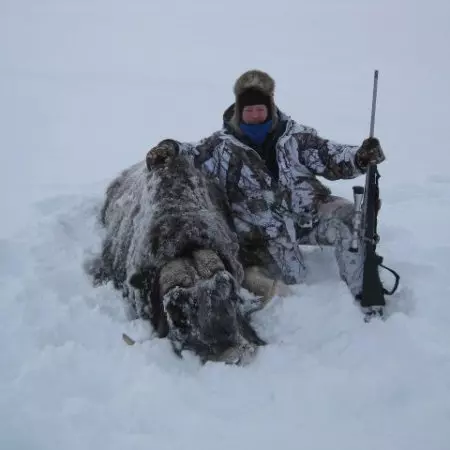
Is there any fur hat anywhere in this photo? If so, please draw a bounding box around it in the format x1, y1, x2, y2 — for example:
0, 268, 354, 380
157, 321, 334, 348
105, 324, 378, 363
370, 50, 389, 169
230, 69, 277, 131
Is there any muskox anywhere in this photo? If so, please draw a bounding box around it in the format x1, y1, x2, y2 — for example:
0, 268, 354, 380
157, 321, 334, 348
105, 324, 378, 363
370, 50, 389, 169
85, 141, 266, 364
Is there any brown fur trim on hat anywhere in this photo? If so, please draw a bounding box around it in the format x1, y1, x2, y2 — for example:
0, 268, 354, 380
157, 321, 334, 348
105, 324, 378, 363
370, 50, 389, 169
233, 70, 276, 98
230, 69, 278, 133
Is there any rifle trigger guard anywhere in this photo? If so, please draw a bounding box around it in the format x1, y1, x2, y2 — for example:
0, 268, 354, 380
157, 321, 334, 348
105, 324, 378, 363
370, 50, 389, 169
380, 263, 401, 296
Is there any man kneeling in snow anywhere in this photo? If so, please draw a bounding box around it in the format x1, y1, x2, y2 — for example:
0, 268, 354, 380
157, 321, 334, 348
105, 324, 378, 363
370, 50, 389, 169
146, 69, 386, 304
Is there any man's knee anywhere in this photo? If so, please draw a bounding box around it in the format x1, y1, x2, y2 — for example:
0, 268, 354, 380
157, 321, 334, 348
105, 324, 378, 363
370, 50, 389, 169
318, 196, 354, 229
299, 197, 355, 247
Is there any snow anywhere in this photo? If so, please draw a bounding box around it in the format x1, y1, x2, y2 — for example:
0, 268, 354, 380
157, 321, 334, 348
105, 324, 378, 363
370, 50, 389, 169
1, 0, 450, 449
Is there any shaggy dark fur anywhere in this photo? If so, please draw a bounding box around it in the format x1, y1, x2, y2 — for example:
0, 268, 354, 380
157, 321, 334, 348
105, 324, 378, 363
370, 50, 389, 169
85, 151, 265, 363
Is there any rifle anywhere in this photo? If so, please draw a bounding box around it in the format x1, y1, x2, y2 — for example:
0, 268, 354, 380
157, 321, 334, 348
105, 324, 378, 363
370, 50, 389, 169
350, 70, 400, 320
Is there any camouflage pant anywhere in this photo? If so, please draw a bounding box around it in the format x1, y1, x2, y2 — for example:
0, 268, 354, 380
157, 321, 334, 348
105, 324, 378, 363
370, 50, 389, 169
238, 196, 364, 297
298, 196, 364, 297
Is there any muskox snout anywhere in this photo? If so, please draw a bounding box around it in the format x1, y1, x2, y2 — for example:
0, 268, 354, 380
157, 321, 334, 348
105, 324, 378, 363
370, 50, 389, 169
201, 317, 238, 348
162, 265, 265, 364
199, 312, 264, 365
187, 273, 265, 364
199, 307, 241, 357
158, 249, 266, 364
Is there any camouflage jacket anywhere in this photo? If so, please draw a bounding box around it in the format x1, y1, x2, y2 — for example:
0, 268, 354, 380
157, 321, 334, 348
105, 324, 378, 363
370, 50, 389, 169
171, 106, 364, 279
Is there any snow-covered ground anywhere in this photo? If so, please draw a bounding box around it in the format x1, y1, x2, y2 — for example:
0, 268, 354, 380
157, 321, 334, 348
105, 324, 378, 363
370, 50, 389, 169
1, 1, 450, 449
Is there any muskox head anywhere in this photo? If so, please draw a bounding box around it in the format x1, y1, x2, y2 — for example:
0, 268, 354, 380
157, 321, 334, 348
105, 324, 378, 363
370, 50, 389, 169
130, 251, 265, 364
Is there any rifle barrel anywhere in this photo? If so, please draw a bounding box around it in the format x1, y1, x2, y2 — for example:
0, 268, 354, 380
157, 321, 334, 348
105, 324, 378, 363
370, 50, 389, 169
369, 70, 379, 138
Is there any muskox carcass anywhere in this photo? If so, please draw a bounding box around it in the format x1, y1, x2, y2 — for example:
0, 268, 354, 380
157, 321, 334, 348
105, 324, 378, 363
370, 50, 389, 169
85, 140, 266, 364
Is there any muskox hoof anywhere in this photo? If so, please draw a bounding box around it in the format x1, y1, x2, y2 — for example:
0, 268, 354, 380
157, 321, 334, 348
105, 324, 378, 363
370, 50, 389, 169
146, 139, 179, 170
243, 266, 293, 312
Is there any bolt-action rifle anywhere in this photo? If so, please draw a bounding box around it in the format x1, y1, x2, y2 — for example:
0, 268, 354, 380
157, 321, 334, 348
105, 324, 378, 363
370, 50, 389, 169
350, 70, 400, 319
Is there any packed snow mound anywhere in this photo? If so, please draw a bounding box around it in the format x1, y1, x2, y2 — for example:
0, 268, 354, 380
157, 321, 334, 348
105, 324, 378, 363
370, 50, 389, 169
1, 182, 450, 449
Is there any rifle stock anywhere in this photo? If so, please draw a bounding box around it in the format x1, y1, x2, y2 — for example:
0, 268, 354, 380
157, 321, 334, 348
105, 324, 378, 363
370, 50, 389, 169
360, 164, 385, 308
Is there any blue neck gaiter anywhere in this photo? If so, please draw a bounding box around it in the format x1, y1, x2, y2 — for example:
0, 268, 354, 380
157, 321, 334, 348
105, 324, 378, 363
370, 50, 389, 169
240, 120, 272, 145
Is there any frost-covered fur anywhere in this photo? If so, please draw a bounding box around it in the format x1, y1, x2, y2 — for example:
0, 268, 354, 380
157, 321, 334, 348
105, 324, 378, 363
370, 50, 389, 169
85, 153, 265, 362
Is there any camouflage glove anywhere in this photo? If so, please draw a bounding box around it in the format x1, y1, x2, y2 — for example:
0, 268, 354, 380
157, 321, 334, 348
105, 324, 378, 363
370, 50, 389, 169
355, 137, 386, 171
146, 139, 180, 170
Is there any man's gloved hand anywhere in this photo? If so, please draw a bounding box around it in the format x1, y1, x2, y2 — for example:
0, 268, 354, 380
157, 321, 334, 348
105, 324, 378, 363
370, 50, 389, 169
355, 137, 386, 170
146, 139, 179, 171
